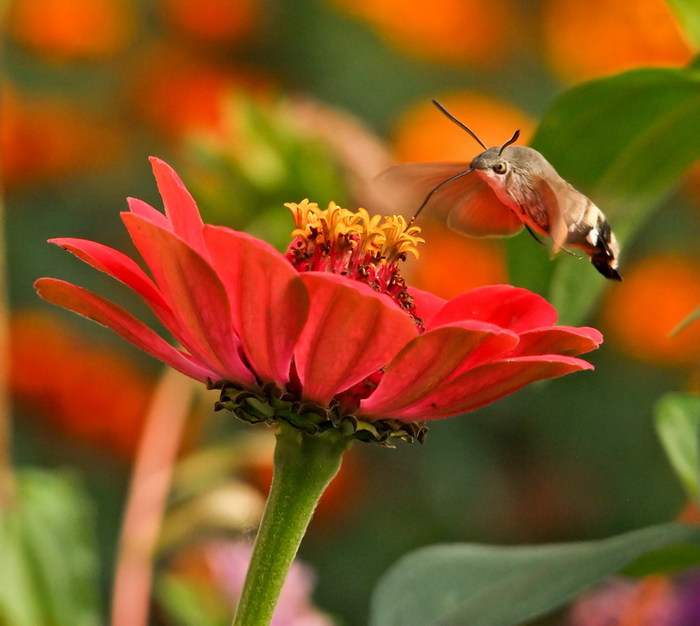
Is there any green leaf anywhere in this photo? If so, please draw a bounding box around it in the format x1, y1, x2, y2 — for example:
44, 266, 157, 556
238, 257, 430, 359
654, 392, 700, 501
667, 0, 700, 49
527, 68, 700, 324
622, 543, 700, 576
0, 508, 44, 626
0, 469, 102, 626
369, 523, 700, 626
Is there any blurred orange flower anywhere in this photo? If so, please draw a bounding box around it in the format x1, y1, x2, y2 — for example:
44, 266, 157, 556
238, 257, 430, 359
542, 0, 694, 83
328, 0, 517, 67
9, 0, 135, 60
1, 87, 125, 187
411, 220, 506, 300
160, 0, 260, 45
129, 46, 270, 140
601, 254, 700, 366
392, 93, 534, 163
11, 311, 154, 460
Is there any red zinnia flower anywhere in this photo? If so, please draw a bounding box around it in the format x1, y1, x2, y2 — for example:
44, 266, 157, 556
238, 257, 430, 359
35, 158, 602, 441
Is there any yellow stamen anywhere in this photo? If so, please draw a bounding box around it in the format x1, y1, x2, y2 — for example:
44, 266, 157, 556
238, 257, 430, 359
286, 200, 424, 261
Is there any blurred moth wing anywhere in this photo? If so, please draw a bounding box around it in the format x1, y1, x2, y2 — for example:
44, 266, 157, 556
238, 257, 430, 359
447, 177, 524, 237
374, 162, 524, 237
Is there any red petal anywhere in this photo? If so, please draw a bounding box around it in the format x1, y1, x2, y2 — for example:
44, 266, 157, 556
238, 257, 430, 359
294, 273, 418, 405
122, 213, 255, 386
34, 278, 216, 382
126, 197, 170, 230
429, 285, 558, 333
149, 157, 205, 252
359, 321, 519, 416
49, 237, 174, 325
407, 286, 446, 326
372, 355, 593, 421
512, 326, 603, 357
204, 226, 309, 387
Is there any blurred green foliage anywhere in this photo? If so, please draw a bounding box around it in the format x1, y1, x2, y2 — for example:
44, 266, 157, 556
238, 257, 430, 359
655, 392, 700, 502
0, 470, 101, 626
669, 0, 700, 47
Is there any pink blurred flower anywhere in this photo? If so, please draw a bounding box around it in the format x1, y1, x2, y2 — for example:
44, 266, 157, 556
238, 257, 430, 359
567, 570, 700, 626
35, 157, 602, 437
207, 540, 332, 626
568, 577, 676, 626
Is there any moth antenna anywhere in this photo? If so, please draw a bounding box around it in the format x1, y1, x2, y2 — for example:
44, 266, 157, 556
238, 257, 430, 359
432, 99, 488, 151
498, 129, 520, 155
409, 168, 473, 225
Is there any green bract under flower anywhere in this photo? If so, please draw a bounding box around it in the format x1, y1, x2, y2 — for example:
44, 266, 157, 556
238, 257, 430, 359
213, 381, 428, 445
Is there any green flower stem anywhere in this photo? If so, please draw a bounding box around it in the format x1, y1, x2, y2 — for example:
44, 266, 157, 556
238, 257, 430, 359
232, 422, 351, 626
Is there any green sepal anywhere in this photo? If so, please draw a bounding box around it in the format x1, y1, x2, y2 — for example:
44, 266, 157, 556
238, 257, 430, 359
211, 380, 428, 446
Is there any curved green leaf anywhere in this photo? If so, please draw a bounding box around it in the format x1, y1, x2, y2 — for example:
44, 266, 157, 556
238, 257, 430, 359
655, 392, 700, 501
369, 523, 700, 626
522, 68, 700, 324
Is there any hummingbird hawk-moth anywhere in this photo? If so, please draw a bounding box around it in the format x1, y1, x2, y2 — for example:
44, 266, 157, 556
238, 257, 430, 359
377, 100, 621, 280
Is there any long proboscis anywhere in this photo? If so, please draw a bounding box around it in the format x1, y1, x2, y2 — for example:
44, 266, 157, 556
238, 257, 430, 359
409, 168, 473, 225
431, 99, 488, 151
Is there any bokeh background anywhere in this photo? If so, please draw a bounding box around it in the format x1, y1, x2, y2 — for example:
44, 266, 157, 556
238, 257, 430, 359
3, 0, 700, 624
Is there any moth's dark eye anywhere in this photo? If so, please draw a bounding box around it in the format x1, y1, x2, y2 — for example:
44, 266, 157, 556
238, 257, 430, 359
492, 162, 507, 175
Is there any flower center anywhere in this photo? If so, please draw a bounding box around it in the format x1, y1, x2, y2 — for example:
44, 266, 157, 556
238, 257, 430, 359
285, 200, 425, 328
